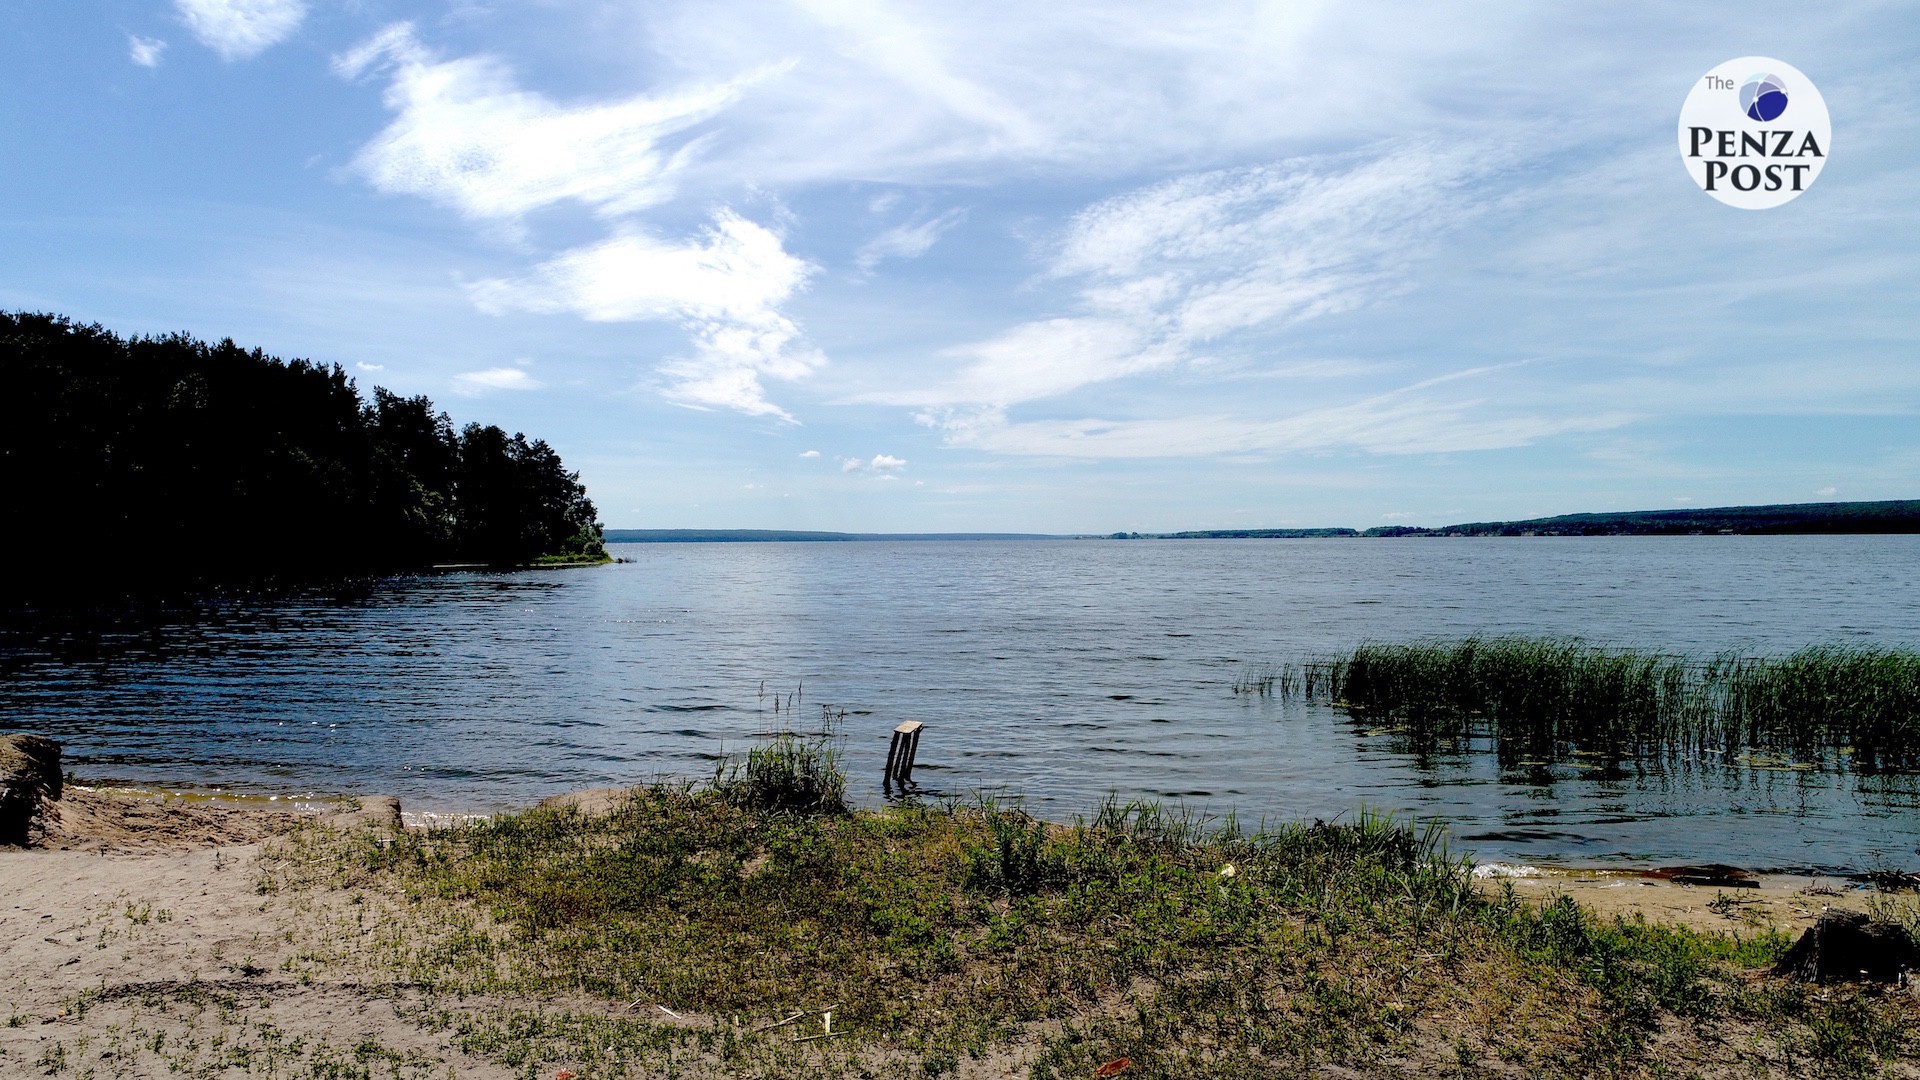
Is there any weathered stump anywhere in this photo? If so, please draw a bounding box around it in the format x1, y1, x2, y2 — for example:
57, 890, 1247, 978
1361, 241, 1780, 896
1773, 910, 1920, 983
0, 733, 63, 846
884, 721, 924, 790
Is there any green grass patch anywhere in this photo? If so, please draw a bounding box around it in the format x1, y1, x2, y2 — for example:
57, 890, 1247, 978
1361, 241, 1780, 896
258, 780, 1920, 1078
531, 552, 615, 566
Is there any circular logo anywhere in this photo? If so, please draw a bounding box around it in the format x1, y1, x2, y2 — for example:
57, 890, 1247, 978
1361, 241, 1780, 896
1678, 57, 1830, 209
1739, 73, 1789, 121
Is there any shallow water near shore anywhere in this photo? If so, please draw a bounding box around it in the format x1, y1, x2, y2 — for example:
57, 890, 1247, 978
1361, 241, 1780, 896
5, 535, 1920, 872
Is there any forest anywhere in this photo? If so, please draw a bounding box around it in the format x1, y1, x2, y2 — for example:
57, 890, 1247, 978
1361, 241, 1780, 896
1, 312, 605, 602
1361, 499, 1920, 537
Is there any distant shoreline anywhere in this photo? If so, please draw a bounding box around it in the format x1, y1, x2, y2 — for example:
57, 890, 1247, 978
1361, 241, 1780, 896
606, 498, 1920, 542
603, 529, 1081, 543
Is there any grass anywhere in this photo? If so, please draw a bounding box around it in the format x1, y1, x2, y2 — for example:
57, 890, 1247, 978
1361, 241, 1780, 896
238, 771, 1920, 1078
531, 552, 616, 567
711, 734, 847, 815
1242, 637, 1920, 771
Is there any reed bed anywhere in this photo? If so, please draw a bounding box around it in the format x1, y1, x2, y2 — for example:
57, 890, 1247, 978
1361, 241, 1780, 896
1242, 638, 1920, 771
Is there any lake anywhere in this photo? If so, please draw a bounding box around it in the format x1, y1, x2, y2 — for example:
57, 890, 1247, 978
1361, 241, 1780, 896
4, 536, 1919, 872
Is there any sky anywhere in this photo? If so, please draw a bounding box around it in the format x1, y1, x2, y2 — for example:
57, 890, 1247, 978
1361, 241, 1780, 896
3, 2, 1917, 533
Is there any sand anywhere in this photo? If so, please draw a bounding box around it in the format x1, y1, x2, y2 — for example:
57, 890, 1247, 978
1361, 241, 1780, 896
0, 788, 527, 1078
1476, 867, 1875, 936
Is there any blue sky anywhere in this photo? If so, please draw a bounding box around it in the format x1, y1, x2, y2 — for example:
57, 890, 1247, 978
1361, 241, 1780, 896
4, 2, 1917, 532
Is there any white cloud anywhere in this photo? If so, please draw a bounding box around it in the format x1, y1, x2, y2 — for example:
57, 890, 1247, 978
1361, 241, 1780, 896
472, 210, 821, 420
1815, 486, 1838, 498
355, 362, 385, 372
889, 142, 1499, 413
314, 4, 1912, 485
473, 211, 809, 322
128, 35, 168, 68
335, 27, 824, 421
336, 23, 777, 222
323, 12, 1530, 439
175, 0, 305, 60
799, 449, 821, 458
931, 317, 1174, 407
855, 208, 966, 270
932, 370, 1634, 459
452, 367, 544, 395
631, 2, 1533, 188
1063, 142, 1492, 332
838, 453, 907, 474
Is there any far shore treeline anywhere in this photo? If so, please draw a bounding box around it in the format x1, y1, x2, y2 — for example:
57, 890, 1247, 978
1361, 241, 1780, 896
1114, 499, 1920, 539
1, 312, 604, 602
601, 500, 1920, 546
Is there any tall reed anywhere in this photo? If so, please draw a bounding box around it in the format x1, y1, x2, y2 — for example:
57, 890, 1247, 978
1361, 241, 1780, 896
712, 736, 847, 814
1250, 638, 1920, 771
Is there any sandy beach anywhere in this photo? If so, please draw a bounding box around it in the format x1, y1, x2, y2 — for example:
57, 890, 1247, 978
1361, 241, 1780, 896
0, 788, 519, 1077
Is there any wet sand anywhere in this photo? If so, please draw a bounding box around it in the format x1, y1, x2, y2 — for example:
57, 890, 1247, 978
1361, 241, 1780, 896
1474, 864, 1876, 936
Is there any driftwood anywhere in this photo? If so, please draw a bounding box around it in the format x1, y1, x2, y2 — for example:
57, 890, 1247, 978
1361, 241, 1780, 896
1772, 910, 1920, 983
0, 733, 62, 846
1651, 863, 1758, 888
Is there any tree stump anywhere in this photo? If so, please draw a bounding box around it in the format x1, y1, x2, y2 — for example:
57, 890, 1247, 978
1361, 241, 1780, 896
0, 733, 63, 846
1773, 910, 1920, 983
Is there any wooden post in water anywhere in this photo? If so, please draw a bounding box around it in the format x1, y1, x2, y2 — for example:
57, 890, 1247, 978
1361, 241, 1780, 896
884, 721, 924, 790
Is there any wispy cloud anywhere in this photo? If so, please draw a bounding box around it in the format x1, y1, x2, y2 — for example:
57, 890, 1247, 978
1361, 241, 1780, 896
175, 0, 305, 60
1056, 142, 1490, 334
636, 2, 1540, 189
309, 2, 1914, 503
128, 35, 168, 68
335, 23, 778, 222
323, 13, 1528, 441
931, 367, 1634, 459
890, 141, 1503, 419
470, 210, 821, 420
452, 366, 543, 395
855, 208, 966, 271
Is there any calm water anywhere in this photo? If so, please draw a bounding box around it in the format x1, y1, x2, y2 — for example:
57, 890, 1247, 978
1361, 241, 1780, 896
4, 537, 1919, 872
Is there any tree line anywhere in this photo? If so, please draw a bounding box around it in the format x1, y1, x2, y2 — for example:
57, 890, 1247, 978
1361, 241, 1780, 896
2, 312, 605, 602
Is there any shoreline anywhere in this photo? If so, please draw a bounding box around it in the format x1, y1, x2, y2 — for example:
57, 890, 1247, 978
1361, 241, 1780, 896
21, 780, 1891, 937
5, 782, 1918, 1077
61, 778, 1908, 876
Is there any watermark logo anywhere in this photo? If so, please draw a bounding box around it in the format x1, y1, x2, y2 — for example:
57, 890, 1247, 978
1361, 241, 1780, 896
1679, 57, 1829, 209
1739, 72, 1789, 122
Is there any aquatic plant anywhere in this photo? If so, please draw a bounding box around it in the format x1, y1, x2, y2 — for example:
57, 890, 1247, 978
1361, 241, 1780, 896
713, 735, 847, 815
1253, 638, 1920, 771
